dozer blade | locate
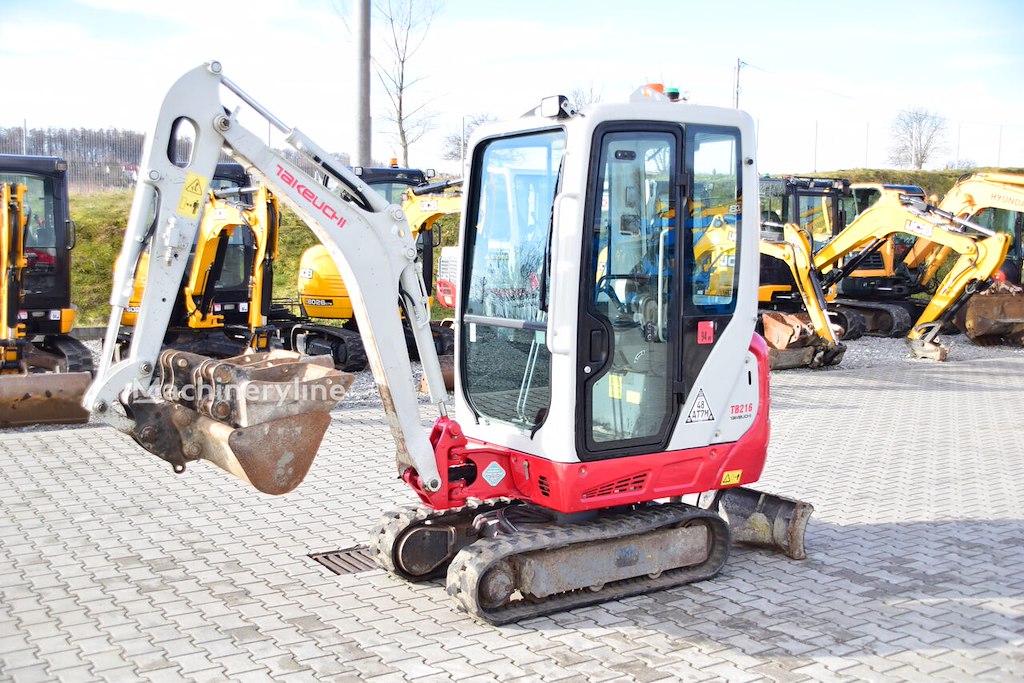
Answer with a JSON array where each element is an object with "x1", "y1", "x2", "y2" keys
[
  {"x1": 0, "y1": 371, "x2": 91, "y2": 428},
  {"x1": 761, "y1": 311, "x2": 815, "y2": 350},
  {"x1": 129, "y1": 349, "x2": 353, "y2": 494},
  {"x1": 711, "y1": 486, "x2": 813, "y2": 560},
  {"x1": 956, "y1": 291, "x2": 1024, "y2": 344},
  {"x1": 767, "y1": 346, "x2": 816, "y2": 370}
]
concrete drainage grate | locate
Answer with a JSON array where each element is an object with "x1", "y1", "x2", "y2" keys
[{"x1": 309, "y1": 546, "x2": 378, "y2": 575}]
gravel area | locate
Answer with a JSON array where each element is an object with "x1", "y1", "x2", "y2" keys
[{"x1": 786, "y1": 333, "x2": 1024, "y2": 372}]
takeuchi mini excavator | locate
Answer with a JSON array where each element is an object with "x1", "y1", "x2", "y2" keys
[
  {"x1": 0, "y1": 155, "x2": 93, "y2": 427},
  {"x1": 84, "y1": 62, "x2": 812, "y2": 624}
]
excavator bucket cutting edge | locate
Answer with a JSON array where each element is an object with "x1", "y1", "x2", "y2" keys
[{"x1": 0, "y1": 371, "x2": 92, "y2": 427}]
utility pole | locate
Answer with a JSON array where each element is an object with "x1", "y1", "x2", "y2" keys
[
  {"x1": 733, "y1": 58, "x2": 743, "y2": 108},
  {"x1": 460, "y1": 116, "x2": 466, "y2": 171},
  {"x1": 354, "y1": 0, "x2": 372, "y2": 166},
  {"x1": 864, "y1": 121, "x2": 869, "y2": 168}
]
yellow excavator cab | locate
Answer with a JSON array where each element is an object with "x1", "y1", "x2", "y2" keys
[{"x1": 0, "y1": 155, "x2": 92, "y2": 427}]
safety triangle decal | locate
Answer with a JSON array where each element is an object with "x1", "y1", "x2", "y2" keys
[{"x1": 685, "y1": 388, "x2": 715, "y2": 423}]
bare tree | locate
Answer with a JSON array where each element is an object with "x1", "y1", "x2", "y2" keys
[
  {"x1": 943, "y1": 158, "x2": 976, "y2": 171},
  {"x1": 372, "y1": 0, "x2": 441, "y2": 167},
  {"x1": 440, "y1": 113, "x2": 497, "y2": 162},
  {"x1": 888, "y1": 107, "x2": 946, "y2": 169},
  {"x1": 569, "y1": 84, "x2": 602, "y2": 111}
]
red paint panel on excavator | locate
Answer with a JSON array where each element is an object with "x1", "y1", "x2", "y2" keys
[{"x1": 409, "y1": 336, "x2": 770, "y2": 514}]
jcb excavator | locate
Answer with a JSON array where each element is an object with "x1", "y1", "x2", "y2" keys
[
  {"x1": 120, "y1": 163, "x2": 282, "y2": 358},
  {"x1": 292, "y1": 170, "x2": 461, "y2": 370},
  {"x1": 937, "y1": 172, "x2": 1024, "y2": 344},
  {"x1": 84, "y1": 62, "x2": 811, "y2": 624},
  {"x1": 0, "y1": 155, "x2": 93, "y2": 427},
  {"x1": 827, "y1": 182, "x2": 931, "y2": 337},
  {"x1": 811, "y1": 191, "x2": 1009, "y2": 360},
  {"x1": 756, "y1": 176, "x2": 857, "y2": 351}
]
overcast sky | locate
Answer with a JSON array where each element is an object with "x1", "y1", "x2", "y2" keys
[{"x1": 3, "y1": 0, "x2": 1022, "y2": 174}]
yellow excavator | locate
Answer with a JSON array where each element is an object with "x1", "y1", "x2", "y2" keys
[
  {"x1": 812, "y1": 191, "x2": 1009, "y2": 360},
  {"x1": 0, "y1": 155, "x2": 92, "y2": 427},
  {"x1": 292, "y1": 170, "x2": 462, "y2": 370},
  {"x1": 120, "y1": 163, "x2": 281, "y2": 358},
  {"x1": 824, "y1": 182, "x2": 933, "y2": 336},
  {"x1": 755, "y1": 222, "x2": 845, "y2": 369},
  {"x1": 754, "y1": 176, "x2": 850, "y2": 367},
  {"x1": 937, "y1": 172, "x2": 1024, "y2": 344}
]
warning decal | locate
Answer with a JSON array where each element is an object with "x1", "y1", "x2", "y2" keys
[
  {"x1": 685, "y1": 388, "x2": 715, "y2": 423},
  {"x1": 177, "y1": 173, "x2": 207, "y2": 219},
  {"x1": 721, "y1": 470, "x2": 742, "y2": 486}
]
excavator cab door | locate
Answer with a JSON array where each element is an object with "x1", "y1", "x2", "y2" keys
[
  {"x1": 459, "y1": 130, "x2": 563, "y2": 430},
  {"x1": 577, "y1": 125, "x2": 744, "y2": 459},
  {"x1": 578, "y1": 125, "x2": 683, "y2": 456}
]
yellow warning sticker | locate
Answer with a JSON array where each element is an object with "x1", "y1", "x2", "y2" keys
[
  {"x1": 177, "y1": 173, "x2": 207, "y2": 218},
  {"x1": 608, "y1": 374, "x2": 622, "y2": 400},
  {"x1": 721, "y1": 470, "x2": 742, "y2": 486}
]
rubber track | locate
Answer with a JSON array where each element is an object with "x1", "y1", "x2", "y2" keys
[
  {"x1": 834, "y1": 300, "x2": 913, "y2": 337},
  {"x1": 295, "y1": 323, "x2": 368, "y2": 372},
  {"x1": 829, "y1": 308, "x2": 866, "y2": 341},
  {"x1": 369, "y1": 499, "x2": 514, "y2": 581},
  {"x1": 44, "y1": 335, "x2": 94, "y2": 375},
  {"x1": 445, "y1": 503, "x2": 731, "y2": 625}
]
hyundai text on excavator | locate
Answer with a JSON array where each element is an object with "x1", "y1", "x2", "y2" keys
[
  {"x1": 937, "y1": 172, "x2": 1024, "y2": 344},
  {"x1": 0, "y1": 155, "x2": 93, "y2": 426},
  {"x1": 84, "y1": 62, "x2": 811, "y2": 624}
]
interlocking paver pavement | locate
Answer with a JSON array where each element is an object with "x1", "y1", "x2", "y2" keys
[{"x1": 1, "y1": 355, "x2": 1023, "y2": 681}]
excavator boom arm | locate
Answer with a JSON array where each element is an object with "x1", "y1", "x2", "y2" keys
[
  {"x1": 84, "y1": 62, "x2": 448, "y2": 491},
  {"x1": 811, "y1": 194, "x2": 1009, "y2": 349}
]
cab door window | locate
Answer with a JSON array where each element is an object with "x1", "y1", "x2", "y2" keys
[{"x1": 579, "y1": 127, "x2": 681, "y2": 455}]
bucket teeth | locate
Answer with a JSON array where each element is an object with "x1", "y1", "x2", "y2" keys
[{"x1": 130, "y1": 349, "x2": 352, "y2": 493}]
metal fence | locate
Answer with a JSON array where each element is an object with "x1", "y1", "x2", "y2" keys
[{"x1": 0, "y1": 126, "x2": 145, "y2": 193}]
